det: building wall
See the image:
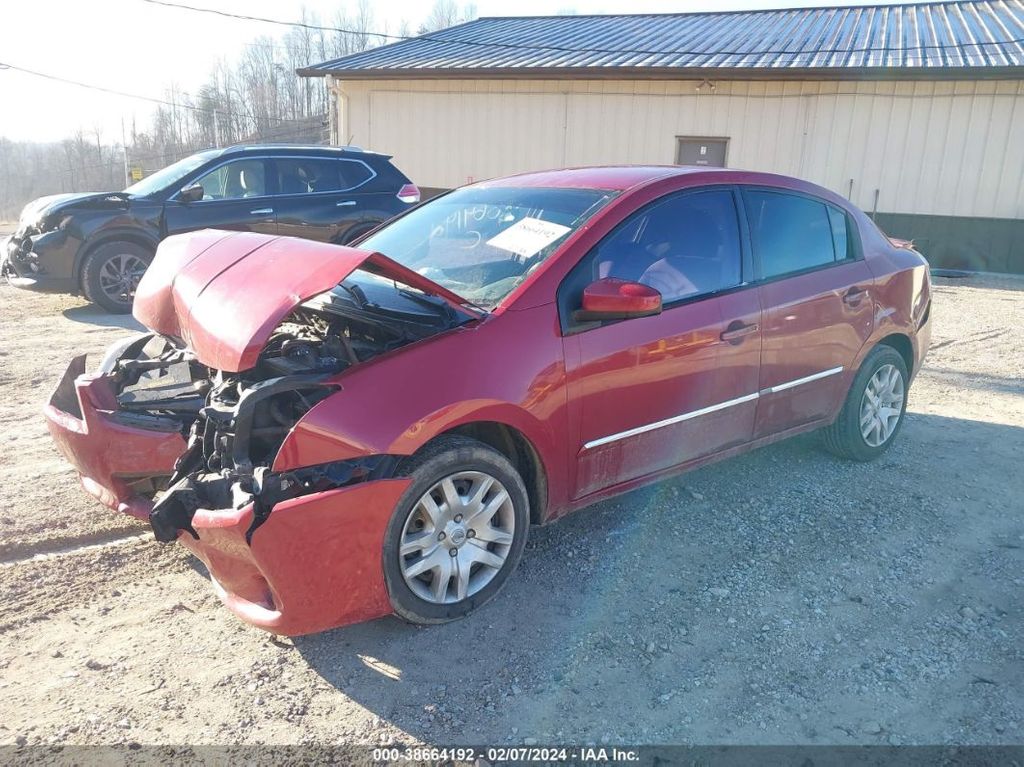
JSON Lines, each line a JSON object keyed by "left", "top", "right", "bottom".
{"left": 334, "top": 77, "right": 1024, "bottom": 271}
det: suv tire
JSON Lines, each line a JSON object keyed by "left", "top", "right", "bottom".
{"left": 81, "top": 241, "right": 152, "bottom": 314}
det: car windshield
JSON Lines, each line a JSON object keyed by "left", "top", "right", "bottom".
{"left": 359, "top": 186, "right": 616, "bottom": 309}
{"left": 123, "top": 150, "right": 222, "bottom": 197}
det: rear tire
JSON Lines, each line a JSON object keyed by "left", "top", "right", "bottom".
{"left": 822, "top": 345, "right": 909, "bottom": 462}
{"left": 383, "top": 436, "right": 530, "bottom": 625}
{"left": 339, "top": 221, "right": 382, "bottom": 246}
{"left": 81, "top": 241, "right": 152, "bottom": 314}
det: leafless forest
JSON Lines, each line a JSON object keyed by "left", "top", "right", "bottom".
{"left": 0, "top": 0, "right": 477, "bottom": 219}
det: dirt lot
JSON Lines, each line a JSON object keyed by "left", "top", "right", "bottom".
{"left": 0, "top": 275, "right": 1021, "bottom": 748}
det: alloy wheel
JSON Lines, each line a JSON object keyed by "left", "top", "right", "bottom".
{"left": 98, "top": 253, "right": 148, "bottom": 305}
{"left": 399, "top": 470, "right": 516, "bottom": 605}
{"left": 859, "top": 363, "right": 905, "bottom": 447}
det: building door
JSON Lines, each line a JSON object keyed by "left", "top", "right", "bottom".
{"left": 676, "top": 137, "right": 728, "bottom": 167}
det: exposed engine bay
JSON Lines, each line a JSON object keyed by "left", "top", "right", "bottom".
{"left": 108, "top": 275, "right": 469, "bottom": 542}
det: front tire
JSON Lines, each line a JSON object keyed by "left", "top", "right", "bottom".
{"left": 383, "top": 436, "right": 530, "bottom": 625}
{"left": 822, "top": 345, "right": 909, "bottom": 462}
{"left": 81, "top": 241, "right": 152, "bottom": 313}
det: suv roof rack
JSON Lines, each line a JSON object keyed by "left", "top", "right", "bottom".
{"left": 223, "top": 143, "right": 367, "bottom": 153}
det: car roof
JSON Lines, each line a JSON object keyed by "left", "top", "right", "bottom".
{"left": 218, "top": 144, "right": 389, "bottom": 159}
{"left": 476, "top": 165, "right": 849, "bottom": 204}
{"left": 477, "top": 166, "right": 688, "bottom": 191}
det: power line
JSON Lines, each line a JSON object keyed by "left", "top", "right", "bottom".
{"left": 140, "top": 0, "right": 395, "bottom": 40}
{"left": 0, "top": 60, "right": 316, "bottom": 125}
{"left": 138, "top": 0, "right": 1024, "bottom": 64}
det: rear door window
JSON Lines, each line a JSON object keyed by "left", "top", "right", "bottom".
{"left": 274, "top": 158, "right": 374, "bottom": 195}
{"left": 275, "top": 158, "right": 340, "bottom": 194}
{"left": 743, "top": 190, "right": 840, "bottom": 278}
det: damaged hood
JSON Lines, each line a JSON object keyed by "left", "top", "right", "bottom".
{"left": 18, "top": 192, "right": 129, "bottom": 228}
{"left": 133, "top": 229, "right": 478, "bottom": 372}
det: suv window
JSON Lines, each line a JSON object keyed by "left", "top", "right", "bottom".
{"left": 744, "top": 190, "right": 850, "bottom": 278}
{"left": 593, "top": 189, "right": 743, "bottom": 303}
{"left": 338, "top": 159, "right": 374, "bottom": 189}
{"left": 275, "top": 158, "right": 373, "bottom": 195}
{"left": 193, "top": 160, "right": 266, "bottom": 201}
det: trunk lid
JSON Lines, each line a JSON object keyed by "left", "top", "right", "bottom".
{"left": 133, "top": 229, "right": 479, "bottom": 373}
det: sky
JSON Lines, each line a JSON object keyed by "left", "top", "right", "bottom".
{"left": 1, "top": 0, "right": 900, "bottom": 144}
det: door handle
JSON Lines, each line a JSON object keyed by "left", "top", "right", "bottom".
{"left": 843, "top": 286, "right": 867, "bottom": 306}
{"left": 336, "top": 200, "right": 357, "bottom": 207}
{"left": 250, "top": 208, "right": 273, "bottom": 216}
{"left": 720, "top": 321, "right": 759, "bottom": 343}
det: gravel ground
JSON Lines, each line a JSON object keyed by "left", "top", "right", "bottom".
{"left": 0, "top": 275, "right": 1020, "bottom": 748}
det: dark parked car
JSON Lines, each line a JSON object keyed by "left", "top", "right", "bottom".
{"left": 46, "top": 166, "right": 930, "bottom": 636}
{"left": 2, "top": 145, "right": 419, "bottom": 312}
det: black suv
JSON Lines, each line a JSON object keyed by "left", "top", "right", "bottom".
{"left": 2, "top": 145, "right": 420, "bottom": 312}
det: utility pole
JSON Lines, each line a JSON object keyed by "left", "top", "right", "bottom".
{"left": 121, "top": 117, "right": 131, "bottom": 188}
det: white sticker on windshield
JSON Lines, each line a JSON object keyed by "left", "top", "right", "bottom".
{"left": 485, "top": 217, "right": 572, "bottom": 259}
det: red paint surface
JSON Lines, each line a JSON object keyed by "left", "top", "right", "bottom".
{"left": 132, "top": 229, "right": 252, "bottom": 338}
{"left": 44, "top": 364, "right": 186, "bottom": 516}
{"left": 271, "top": 168, "right": 930, "bottom": 525}
{"left": 49, "top": 166, "right": 931, "bottom": 635}
{"left": 178, "top": 479, "right": 410, "bottom": 636}
{"left": 133, "top": 230, "right": 477, "bottom": 373}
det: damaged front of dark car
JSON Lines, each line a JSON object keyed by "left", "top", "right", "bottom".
{"left": 3, "top": 191, "right": 156, "bottom": 296}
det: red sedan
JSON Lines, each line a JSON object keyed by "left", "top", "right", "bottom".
{"left": 45, "top": 166, "right": 931, "bottom": 635}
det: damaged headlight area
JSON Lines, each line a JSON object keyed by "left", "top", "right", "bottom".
{"left": 97, "top": 333, "right": 212, "bottom": 438}
{"left": 146, "top": 369, "right": 401, "bottom": 544}
{"left": 138, "top": 298, "right": 441, "bottom": 542}
{"left": 108, "top": 272, "right": 462, "bottom": 543}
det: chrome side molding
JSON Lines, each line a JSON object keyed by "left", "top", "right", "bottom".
{"left": 758, "top": 366, "right": 844, "bottom": 395}
{"left": 583, "top": 392, "right": 760, "bottom": 450}
{"left": 582, "top": 366, "right": 844, "bottom": 450}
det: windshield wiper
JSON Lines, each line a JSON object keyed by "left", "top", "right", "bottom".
{"left": 337, "top": 282, "right": 370, "bottom": 308}
{"left": 457, "top": 298, "right": 490, "bottom": 316}
{"left": 392, "top": 279, "right": 489, "bottom": 318}
{"left": 396, "top": 287, "right": 467, "bottom": 327}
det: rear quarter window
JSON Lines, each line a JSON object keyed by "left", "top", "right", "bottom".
{"left": 337, "top": 159, "right": 374, "bottom": 190}
{"left": 359, "top": 157, "right": 411, "bottom": 192}
{"left": 827, "top": 205, "right": 852, "bottom": 261}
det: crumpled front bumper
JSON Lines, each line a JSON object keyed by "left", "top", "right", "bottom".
{"left": 45, "top": 355, "right": 412, "bottom": 636}
{"left": 4, "top": 229, "right": 78, "bottom": 291}
{"left": 178, "top": 479, "right": 410, "bottom": 635}
{"left": 43, "top": 355, "right": 186, "bottom": 518}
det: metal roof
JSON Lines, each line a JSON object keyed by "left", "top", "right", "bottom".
{"left": 300, "top": 1, "right": 1024, "bottom": 79}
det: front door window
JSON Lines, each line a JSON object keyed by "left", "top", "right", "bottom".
{"left": 193, "top": 160, "right": 267, "bottom": 201}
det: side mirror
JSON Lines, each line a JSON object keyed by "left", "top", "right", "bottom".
{"left": 575, "top": 277, "right": 662, "bottom": 322}
{"left": 178, "top": 184, "right": 204, "bottom": 203}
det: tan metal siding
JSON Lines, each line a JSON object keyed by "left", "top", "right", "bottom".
{"left": 339, "top": 78, "right": 1024, "bottom": 219}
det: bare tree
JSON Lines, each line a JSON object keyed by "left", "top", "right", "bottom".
{"left": 1, "top": 1, "right": 488, "bottom": 218}
{"left": 419, "top": 0, "right": 478, "bottom": 34}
